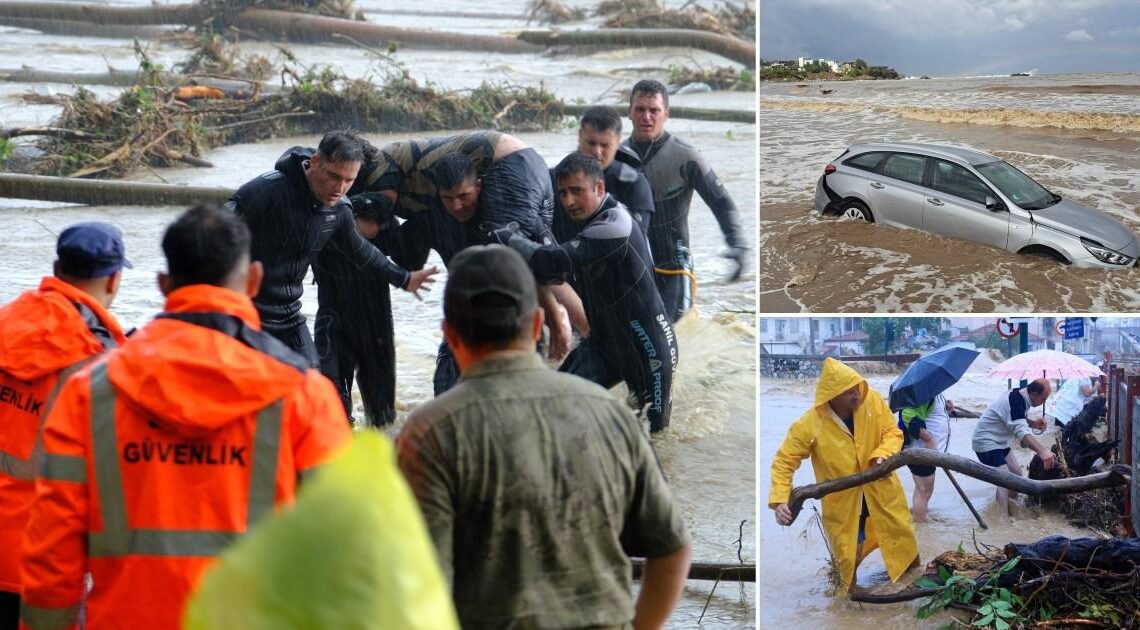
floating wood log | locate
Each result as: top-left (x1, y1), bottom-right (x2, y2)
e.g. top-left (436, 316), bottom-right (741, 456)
top-left (564, 103), bottom-right (753, 124)
top-left (232, 9), bottom-right (541, 53)
top-left (0, 2), bottom-right (207, 25)
top-left (0, 67), bottom-right (281, 99)
top-left (0, 3), bottom-right (752, 66)
top-left (516, 28), bottom-right (755, 68)
top-left (785, 449), bottom-right (1131, 522)
top-left (0, 17), bottom-right (172, 39)
top-left (0, 173), bottom-right (231, 207)
top-left (631, 559), bottom-right (755, 582)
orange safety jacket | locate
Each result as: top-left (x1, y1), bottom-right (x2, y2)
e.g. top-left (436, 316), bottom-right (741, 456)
top-left (0, 276), bottom-right (126, 594)
top-left (19, 284), bottom-right (351, 630)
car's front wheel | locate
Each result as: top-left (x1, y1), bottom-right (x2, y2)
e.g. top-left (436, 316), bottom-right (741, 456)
top-left (838, 199), bottom-right (874, 222)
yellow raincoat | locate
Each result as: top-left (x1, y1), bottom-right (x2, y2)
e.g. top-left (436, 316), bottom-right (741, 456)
top-left (768, 358), bottom-right (918, 593)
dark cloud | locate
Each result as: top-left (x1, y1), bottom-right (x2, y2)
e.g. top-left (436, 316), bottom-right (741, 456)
top-left (760, 0), bottom-right (1140, 76)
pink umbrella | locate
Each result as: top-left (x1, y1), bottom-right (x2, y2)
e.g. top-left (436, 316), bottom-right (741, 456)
top-left (987, 349), bottom-right (1104, 381)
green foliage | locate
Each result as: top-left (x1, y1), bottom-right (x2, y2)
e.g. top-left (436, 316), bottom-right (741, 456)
top-left (0, 138), bottom-right (13, 161)
top-left (916, 557), bottom-right (1027, 629)
top-left (861, 317), bottom-right (949, 354)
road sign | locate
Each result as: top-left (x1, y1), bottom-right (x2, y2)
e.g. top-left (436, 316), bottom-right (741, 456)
top-left (1063, 317), bottom-right (1085, 340)
top-left (996, 318), bottom-right (1019, 339)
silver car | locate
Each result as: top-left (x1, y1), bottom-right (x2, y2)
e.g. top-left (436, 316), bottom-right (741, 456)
top-left (813, 142), bottom-right (1140, 268)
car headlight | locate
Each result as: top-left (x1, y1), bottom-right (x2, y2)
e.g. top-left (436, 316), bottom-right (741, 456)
top-left (1081, 238), bottom-right (1134, 265)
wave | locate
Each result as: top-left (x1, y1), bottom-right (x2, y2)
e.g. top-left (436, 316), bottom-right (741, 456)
top-left (983, 84), bottom-right (1140, 95)
top-left (759, 99), bottom-right (1140, 133)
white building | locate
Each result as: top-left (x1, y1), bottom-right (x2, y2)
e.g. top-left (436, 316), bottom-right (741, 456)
top-left (759, 318), bottom-right (865, 354)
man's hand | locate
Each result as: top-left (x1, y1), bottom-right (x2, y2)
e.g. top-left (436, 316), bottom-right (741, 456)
top-left (945, 399), bottom-right (955, 414)
top-left (485, 222), bottom-right (520, 246)
top-left (1028, 418), bottom-right (1047, 431)
top-left (404, 266), bottom-right (439, 300)
top-left (722, 246), bottom-right (749, 281)
top-left (869, 457), bottom-right (886, 467)
top-left (772, 503), bottom-right (794, 526)
top-left (1038, 449), bottom-right (1056, 471)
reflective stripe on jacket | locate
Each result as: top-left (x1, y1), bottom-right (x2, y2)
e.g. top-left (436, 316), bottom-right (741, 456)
top-left (0, 276), bottom-right (124, 593)
top-left (20, 285), bottom-right (350, 629)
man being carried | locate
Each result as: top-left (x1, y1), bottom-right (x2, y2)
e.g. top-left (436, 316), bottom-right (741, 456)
top-left (972, 379), bottom-right (1056, 512)
top-left (493, 153), bottom-right (677, 432)
top-left (348, 132), bottom-right (582, 392)
top-left (396, 244), bottom-right (690, 628)
top-left (0, 223), bottom-right (129, 629)
top-left (624, 79), bottom-right (750, 321)
top-left (225, 130), bottom-right (437, 365)
top-left (553, 105), bottom-right (654, 242)
top-left (20, 205), bottom-right (351, 629)
top-left (769, 357), bottom-right (919, 595)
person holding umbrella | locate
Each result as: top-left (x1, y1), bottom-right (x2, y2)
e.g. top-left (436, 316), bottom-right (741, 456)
top-left (889, 344), bottom-right (978, 523)
top-left (971, 379), bottom-right (1056, 514)
top-left (899, 395), bottom-right (953, 523)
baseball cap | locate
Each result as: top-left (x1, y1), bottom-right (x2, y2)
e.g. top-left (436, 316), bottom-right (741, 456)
top-left (56, 222), bottom-right (132, 279)
top-left (444, 244), bottom-right (537, 332)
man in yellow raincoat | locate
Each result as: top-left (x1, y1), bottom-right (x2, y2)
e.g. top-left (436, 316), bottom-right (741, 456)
top-left (768, 357), bottom-right (919, 594)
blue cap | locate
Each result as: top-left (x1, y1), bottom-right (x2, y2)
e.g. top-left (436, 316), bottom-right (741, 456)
top-left (56, 222), bottom-right (132, 279)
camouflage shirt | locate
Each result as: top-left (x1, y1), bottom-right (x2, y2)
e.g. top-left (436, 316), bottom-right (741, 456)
top-left (396, 351), bottom-right (689, 629)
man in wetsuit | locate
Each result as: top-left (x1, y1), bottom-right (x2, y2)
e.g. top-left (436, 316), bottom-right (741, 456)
top-left (312, 194), bottom-right (399, 426)
top-left (491, 153), bottom-right (677, 432)
top-left (225, 131), bottom-right (438, 366)
top-left (351, 133), bottom-right (579, 393)
top-left (554, 105), bottom-right (654, 243)
top-left (623, 79), bottom-right (750, 321)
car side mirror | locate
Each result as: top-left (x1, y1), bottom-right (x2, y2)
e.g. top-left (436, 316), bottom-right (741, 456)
top-left (985, 196), bottom-right (1004, 211)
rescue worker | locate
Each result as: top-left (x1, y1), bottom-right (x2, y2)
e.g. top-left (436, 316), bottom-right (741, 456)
top-left (20, 205), bottom-right (352, 629)
top-left (623, 79), bottom-right (750, 321)
top-left (313, 193), bottom-right (399, 426)
top-left (768, 357), bottom-right (919, 594)
top-left (553, 105), bottom-right (654, 243)
top-left (492, 153), bottom-right (677, 432)
top-left (0, 223), bottom-right (129, 629)
top-left (225, 130), bottom-right (438, 365)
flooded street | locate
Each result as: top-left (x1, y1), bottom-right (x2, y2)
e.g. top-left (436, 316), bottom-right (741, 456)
top-left (759, 72), bottom-right (1140, 312)
top-left (759, 362), bottom-right (1098, 628)
top-left (0, 1), bottom-right (755, 625)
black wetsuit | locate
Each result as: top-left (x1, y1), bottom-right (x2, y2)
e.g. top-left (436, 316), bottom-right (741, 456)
top-left (313, 222), bottom-right (398, 427)
top-left (225, 147), bottom-right (410, 365)
top-left (552, 147), bottom-right (654, 243)
top-left (500, 194), bottom-right (677, 432)
top-left (623, 131), bottom-right (747, 321)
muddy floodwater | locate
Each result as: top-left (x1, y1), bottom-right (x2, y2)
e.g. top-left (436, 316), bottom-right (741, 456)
top-left (0, 1), bottom-right (756, 625)
top-left (759, 363), bottom-right (1099, 628)
top-left (759, 72), bottom-right (1140, 312)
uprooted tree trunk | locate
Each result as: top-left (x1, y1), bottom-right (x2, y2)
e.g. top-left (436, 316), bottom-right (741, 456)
top-left (0, 3), bottom-right (754, 66)
top-left (0, 173), bottom-right (232, 207)
top-left (516, 28), bottom-right (755, 67)
top-left (631, 559), bottom-right (755, 582)
top-left (786, 449), bottom-right (1131, 521)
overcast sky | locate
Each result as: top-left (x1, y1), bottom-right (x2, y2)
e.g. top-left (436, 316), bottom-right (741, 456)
top-left (760, 0), bottom-right (1140, 76)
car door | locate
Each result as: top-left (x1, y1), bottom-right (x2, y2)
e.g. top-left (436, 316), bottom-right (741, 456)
top-left (866, 153), bottom-right (928, 228)
top-left (922, 159), bottom-right (1009, 249)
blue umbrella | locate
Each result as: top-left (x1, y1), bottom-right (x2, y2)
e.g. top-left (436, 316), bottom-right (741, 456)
top-left (889, 343), bottom-right (980, 412)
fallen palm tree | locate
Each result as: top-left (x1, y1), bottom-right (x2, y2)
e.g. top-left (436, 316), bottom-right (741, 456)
top-left (3, 40), bottom-right (565, 179)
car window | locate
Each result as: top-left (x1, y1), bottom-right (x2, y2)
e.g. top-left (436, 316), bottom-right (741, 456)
top-left (930, 160), bottom-right (991, 205)
top-left (843, 151), bottom-right (886, 172)
top-left (882, 153), bottom-right (927, 185)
